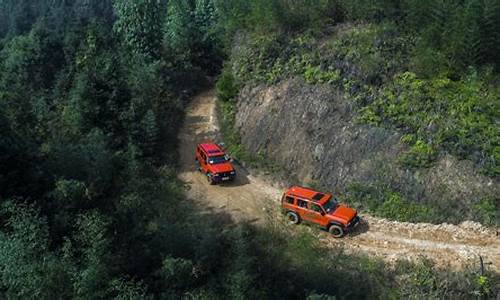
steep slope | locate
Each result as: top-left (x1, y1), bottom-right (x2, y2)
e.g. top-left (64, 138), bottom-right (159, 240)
top-left (234, 78), bottom-right (499, 224)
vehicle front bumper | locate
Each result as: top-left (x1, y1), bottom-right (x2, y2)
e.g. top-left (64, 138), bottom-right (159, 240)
top-left (212, 172), bottom-right (236, 183)
top-left (345, 216), bottom-right (360, 232)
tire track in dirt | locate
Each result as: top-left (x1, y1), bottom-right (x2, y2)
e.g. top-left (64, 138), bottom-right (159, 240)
top-left (178, 90), bottom-right (500, 272)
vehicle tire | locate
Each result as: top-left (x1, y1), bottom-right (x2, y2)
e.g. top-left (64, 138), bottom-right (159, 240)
top-left (328, 224), bottom-right (344, 238)
top-left (207, 173), bottom-right (216, 185)
top-left (286, 211), bottom-right (300, 225)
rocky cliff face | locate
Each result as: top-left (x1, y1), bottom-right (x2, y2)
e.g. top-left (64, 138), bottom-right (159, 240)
top-left (234, 78), bottom-right (498, 219)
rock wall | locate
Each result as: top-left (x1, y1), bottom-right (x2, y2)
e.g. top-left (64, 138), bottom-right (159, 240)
top-left (234, 78), bottom-right (498, 212)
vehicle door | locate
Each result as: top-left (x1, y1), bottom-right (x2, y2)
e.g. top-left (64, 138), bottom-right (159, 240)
top-left (295, 198), bottom-right (310, 221)
top-left (199, 150), bottom-right (208, 172)
top-left (305, 202), bottom-right (328, 227)
top-left (282, 195), bottom-right (295, 211)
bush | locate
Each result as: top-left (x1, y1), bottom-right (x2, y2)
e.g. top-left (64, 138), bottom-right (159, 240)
top-left (347, 182), bottom-right (439, 223)
top-left (378, 193), bottom-right (431, 222)
top-left (216, 69), bottom-right (238, 102)
top-left (366, 71), bottom-right (498, 176)
top-left (398, 140), bottom-right (437, 169)
top-left (472, 198), bottom-right (498, 226)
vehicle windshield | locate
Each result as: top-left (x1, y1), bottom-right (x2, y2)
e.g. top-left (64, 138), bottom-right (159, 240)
top-left (322, 197), bottom-right (339, 213)
top-left (208, 155), bottom-right (228, 164)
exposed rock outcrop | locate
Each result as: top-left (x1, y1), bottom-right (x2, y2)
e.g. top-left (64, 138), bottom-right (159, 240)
top-left (234, 78), bottom-right (498, 219)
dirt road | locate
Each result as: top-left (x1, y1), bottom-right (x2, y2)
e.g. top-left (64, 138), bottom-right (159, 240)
top-left (178, 90), bottom-right (500, 272)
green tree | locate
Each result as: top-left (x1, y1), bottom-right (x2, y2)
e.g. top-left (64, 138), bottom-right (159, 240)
top-left (114, 0), bottom-right (167, 58)
top-left (0, 201), bottom-right (72, 298)
top-left (71, 211), bottom-right (112, 299)
top-left (164, 0), bottom-right (195, 61)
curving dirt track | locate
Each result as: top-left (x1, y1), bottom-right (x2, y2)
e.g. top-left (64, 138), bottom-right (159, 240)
top-left (178, 90), bottom-right (500, 273)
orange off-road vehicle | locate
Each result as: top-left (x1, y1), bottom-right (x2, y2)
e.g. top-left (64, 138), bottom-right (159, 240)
top-left (281, 186), bottom-right (360, 237)
top-left (195, 142), bottom-right (236, 184)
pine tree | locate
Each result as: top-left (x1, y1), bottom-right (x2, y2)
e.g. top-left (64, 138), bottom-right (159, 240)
top-left (164, 0), bottom-right (195, 58)
top-left (141, 109), bottom-right (159, 161)
top-left (0, 201), bottom-right (72, 298)
top-left (114, 0), bottom-right (167, 58)
top-left (479, 0), bottom-right (500, 66)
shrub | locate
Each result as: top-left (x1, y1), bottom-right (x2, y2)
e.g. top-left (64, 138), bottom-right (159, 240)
top-left (216, 69), bottom-right (238, 102)
top-left (378, 193), bottom-right (431, 222)
top-left (472, 198), bottom-right (498, 226)
top-left (369, 71), bottom-right (498, 176)
top-left (398, 140), bottom-right (437, 169)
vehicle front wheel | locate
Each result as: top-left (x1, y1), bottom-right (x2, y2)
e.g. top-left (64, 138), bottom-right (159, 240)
top-left (207, 173), bottom-right (216, 185)
top-left (328, 224), bottom-right (344, 238)
top-left (286, 211), bottom-right (300, 225)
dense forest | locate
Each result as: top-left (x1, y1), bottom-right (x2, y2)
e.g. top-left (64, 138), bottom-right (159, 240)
top-left (0, 0), bottom-right (498, 298)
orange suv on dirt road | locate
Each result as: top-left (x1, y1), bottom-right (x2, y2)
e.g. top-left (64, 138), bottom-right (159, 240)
top-left (196, 142), bottom-right (236, 184)
top-left (281, 186), bottom-right (360, 237)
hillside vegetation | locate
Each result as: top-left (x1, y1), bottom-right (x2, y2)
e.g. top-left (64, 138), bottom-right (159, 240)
top-left (0, 0), bottom-right (498, 298)
top-left (217, 0), bottom-right (499, 225)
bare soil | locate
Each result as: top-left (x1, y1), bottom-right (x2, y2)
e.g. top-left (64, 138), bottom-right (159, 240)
top-left (178, 90), bottom-right (500, 272)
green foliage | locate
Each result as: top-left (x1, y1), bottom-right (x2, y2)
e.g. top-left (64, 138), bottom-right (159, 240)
top-left (216, 68), bottom-right (238, 102)
top-left (474, 274), bottom-right (493, 297)
top-left (365, 71), bottom-right (499, 175)
top-left (114, 0), bottom-right (167, 58)
top-left (472, 198), bottom-right (498, 226)
top-left (347, 182), bottom-right (435, 223)
top-left (160, 257), bottom-right (196, 290)
top-left (164, 0), bottom-right (194, 58)
top-left (397, 260), bottom-right (448, 298)
top-left (108, 278), bottom-right (148, 300)
top-left (72, 211), bottom-right (111, 299)
top-left (164, 0), bottom-right (222, 72)
top-left (226, 4), bottom-right (498, 179)
top-left (216, 0), bottom-right (342, 36)
top-left (0, 201), bottom-right (72, 298)
top-left (341, 0), bottom-right (500, 71)
top-left (304, 65), bottom-right (340, 84)
top-left (0, 0), bottom-right (221, 298)
top-left (399, 140), bottom-right (437, 169)
top-left (216, 95), bottom-right (248, 160)
top-left (378, 193), bottom-right (431, 223)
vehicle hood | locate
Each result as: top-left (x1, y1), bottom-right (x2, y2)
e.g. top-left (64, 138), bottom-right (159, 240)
top-left (330, 205), bottom-right (356, 223)
top-left (209, 162), bottom-right (234, 173)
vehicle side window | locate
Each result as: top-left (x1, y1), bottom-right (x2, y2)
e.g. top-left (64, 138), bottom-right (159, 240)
top-left (297, 199), bottom-right (308, 208)
top-left (310, 203), bottom-right (323, 214)
top-left (285, 196), bottom-right (294, 204)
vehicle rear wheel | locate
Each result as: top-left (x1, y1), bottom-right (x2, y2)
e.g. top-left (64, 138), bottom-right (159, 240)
top-left (286, 211), bottom-right (300, 225)
top-left (328, 224), bottom-right (344, 238)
